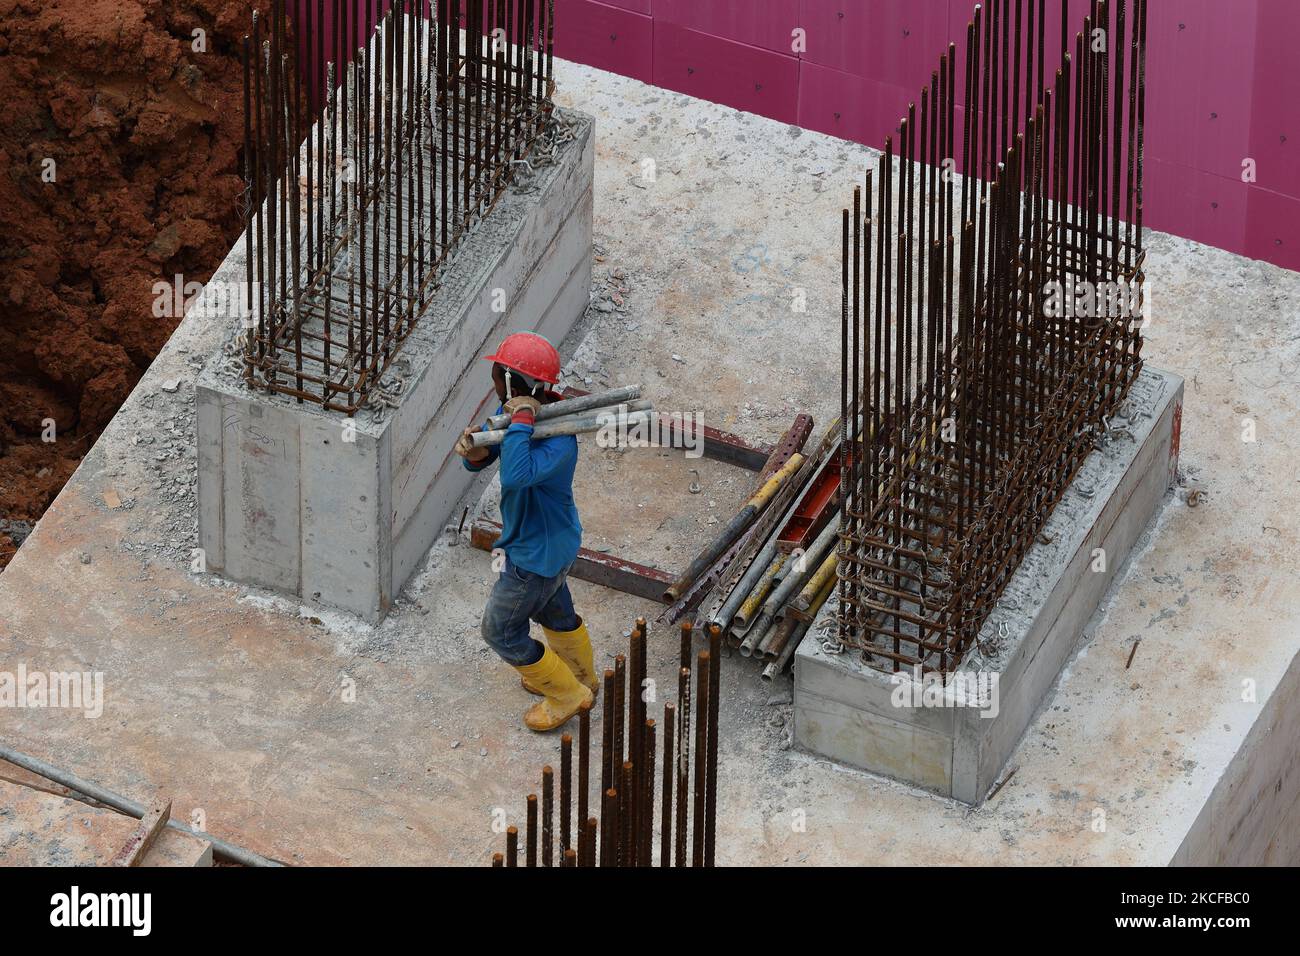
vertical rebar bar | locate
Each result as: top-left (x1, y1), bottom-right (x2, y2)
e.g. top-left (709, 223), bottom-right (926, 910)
top-left (525, 793), bottom-right (537, 867)
top-left (691, 650), bottom-right (709, 867)
top-left (675, 664), bottom-right (690, 867)
top-left (704, 624), bottom-right (721, 867)
top-left (642, 717), bottom-right (656, 866)
top-left (619, 760), bottom-right (633, 868)
top-left (600, 668), bottom-right (613, 796)
top-left (541, 765), bottom-right (553, 867)
top-left (578, 698), bottom-right (591, 854)
top-left (612, 654), bottom-right (626, 790)
top-left (660, 701), bottom-right (674, 868)
top-left (560, 733), bottom-right (572, 855)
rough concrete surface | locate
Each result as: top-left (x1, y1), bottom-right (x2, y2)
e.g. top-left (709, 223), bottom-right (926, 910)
top-left (1, 57), bottom-right (1298, 866)
top-left (0, 776), bottom-right (212, 867)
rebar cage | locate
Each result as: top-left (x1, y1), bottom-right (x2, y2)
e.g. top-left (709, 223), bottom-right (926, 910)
top-left (239, 0), bottom-right (557, 415)
top-left (837, 0), bottom-right (1148, 674)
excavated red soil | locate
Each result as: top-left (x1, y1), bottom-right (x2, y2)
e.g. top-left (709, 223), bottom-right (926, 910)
top-left (0, 0), bottom-right (275, 568)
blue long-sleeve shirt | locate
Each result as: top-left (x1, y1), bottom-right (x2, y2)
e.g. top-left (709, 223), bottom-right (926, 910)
top-left (464, 405), bottom-right (582, 578)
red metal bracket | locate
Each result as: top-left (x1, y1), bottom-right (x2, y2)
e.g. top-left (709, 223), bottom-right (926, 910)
top-left (471, 519), bottom-right (674, 603)
top-left (470, 410), bottom-right (813, 604)
top-left (777, 444), bottom-right (844, 553)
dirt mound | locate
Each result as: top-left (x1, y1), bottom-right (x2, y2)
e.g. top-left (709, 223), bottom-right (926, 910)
top-left (0, 0), bottom-right (272, 568)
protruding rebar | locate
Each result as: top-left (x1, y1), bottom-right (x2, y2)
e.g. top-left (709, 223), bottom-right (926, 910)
top-left (526, 793), bottom-right (537, 867)
top-left (600, 668), bottom-right (614, 796)
top-left (578, 699), bottom-right (591, 854)
top-left (584, 816), bottom-right (597, 868)
top-left (612, 654), bottom-right (626, 791)
top-left (541, 765), bottom-right (553, 867)
top-left (692, 651), bottom-right (709, 867)
top-left (600, 788), bottom-right (616, 868)
top-left (642, 718), bottom-right (656, 867)
top-left (675, 664), bottom-right (690, 867)
top-left (837, 0), bottom-right (1147, 675)
top-left (619, 760), bottom-right (633, 868)
top-left (493, 619), bottom-right (721, 868)
top-left (240, 1), bottom-right (559, 415)
top-left (628, 624), bottom-right (644, 865)
top-left (705, 625), bottom-right (721, 867)
top-left (660, 701), bottom-right (674, 868)
top-left (560, 733), bottom-right (572, 855)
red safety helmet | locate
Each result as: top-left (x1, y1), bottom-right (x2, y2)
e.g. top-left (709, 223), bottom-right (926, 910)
top-left (483, 331), bottom-right (561, 384)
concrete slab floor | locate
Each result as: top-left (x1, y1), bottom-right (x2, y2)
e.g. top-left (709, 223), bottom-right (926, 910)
top-left (2, 57), bottom-right (1299, 866)
top-left (0, 774), bottom-right (212, 866)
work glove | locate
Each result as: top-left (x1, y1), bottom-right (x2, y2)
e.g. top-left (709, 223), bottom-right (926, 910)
top-left (503, 395), bottom-right (541, 426)
top-left (456, 427), bottom-right (489, 463)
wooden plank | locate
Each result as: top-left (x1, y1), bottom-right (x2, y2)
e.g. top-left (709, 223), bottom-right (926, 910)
top-left (110, 799), bottom-right (172, 867)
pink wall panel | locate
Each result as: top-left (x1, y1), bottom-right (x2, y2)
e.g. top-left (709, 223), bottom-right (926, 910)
top-left (553, 0), bottom-right (654, 82)
top-left (798, 64), bottom-right (911, 147)
top-left (654, 0), bottom-right (798, 55)
top-left (292, 1), bottom-right (1300, 271)
top-left (600, 0), bottom-right (651, 13)
top-left (1143, 14), bottom-right (1203, 171)
top-left (1246, 187), bottom-right (1300, 266)
top-left (652, 20), bottom-right (800, 124)
top-left (800, 0), bottom-right (949, 88)
top-left (1145, 159), bottom-right (1251, 255)
top-left (1249, 0), bottom-right (1300, 201)
top-left (1148, 1), bottom-right (1258, 182)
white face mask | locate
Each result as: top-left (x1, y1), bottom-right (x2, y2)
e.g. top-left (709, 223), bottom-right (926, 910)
top-left (501, 368), bottom-right (539, 402)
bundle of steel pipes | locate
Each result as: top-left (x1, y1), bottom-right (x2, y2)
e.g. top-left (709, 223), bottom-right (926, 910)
top-left (469, 385), bottom-right (654, 448)
top-left (491, 619), bottom-right (722, 867)
top-left (239, 0), bottom-right (558, 415)
top-left (650, 416), bottom-right (842, 686)
top-left (655, 416), bottom-right (843, 682)
top-left (836, 0), bottom-right (1148, 674)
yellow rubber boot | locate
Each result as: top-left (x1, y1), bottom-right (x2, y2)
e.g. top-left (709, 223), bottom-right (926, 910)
top-left (521, 618), bottom-right (600, 696)
top-left (513, 647), bottom-right (593, 732)
top-left (544, 619), bottom-right (600, 692)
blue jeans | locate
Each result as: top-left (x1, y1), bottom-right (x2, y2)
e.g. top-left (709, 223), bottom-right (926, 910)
top-left (481, 556), bottom-right (580, 666)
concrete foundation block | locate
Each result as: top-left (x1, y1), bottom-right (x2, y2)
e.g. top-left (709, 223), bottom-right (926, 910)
top-left (794, 366), bottom-right (1185, 804)
top-left (195, 109), bottom-right (595, 622)
top-left (1172, 629), bottom-right (1300, 864)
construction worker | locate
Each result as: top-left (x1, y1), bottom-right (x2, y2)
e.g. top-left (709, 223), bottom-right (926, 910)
top-left (455, 331), bottom-right (597, 732)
